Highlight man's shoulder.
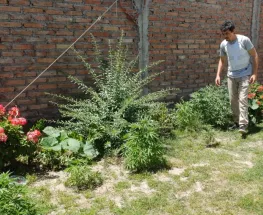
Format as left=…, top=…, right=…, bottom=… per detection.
left=220, top=40, right=227, bottom=47
left=237, top=34, right=250, bottom=42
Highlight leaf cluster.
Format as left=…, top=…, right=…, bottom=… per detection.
left=123, top=118, right=166, bottom=172
left=48, top=32, right=176, bottom=156
left=0, top=172, right=37, bottom=215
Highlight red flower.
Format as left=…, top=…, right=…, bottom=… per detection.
left=26, top=129, right=41, bottom=143
left=10, top=118, right=20, bottom=126
left=0, top=133, right=8, bottom=142
left=8, top=106, right=20, bottom=118
left=0, top=127, right=5, bottom=133
left=17, top=117, right=27, bottom=126
left=0, top=105, right=6, bottom=117
left=257, top=100, right=261, bottom=105
left=248, top=93, right=256, bottom=99
left=257, top=85, right=263, bottom=92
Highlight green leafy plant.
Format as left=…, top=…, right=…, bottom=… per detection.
left=47, top=32, right=176, bottom=155
left=189, top=82, right=232, bottom=128
left=123, top=118, right=166, bottom=172
left=0, top=106, right=41, bottom=171
left=248, top=82, right=263, bottom=124
left=65, top=165, right=103, bottom=190
left=0, top=172, right=37, bottom=215
left=174, top=101, right=203, bottom=132
left=37, top=126, right=97, bottom=170
left=39, top=126, right=98, bottom=158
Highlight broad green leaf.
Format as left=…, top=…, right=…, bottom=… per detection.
left=42, top=126, right=61, bottom=137
left=39, top=137, right=59, bottom=147
left=251, top=100, right=259, bottom=110
left=83, top=141, right=98, bottom=158
left=60, top=130, right=68, bottom=141
left=60, top=138, right=81, bottom=153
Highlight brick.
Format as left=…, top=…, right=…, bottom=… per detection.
left=0, top=22, right=22, bottom=27
left=31, top=0, right=53, bottom=7
left=9, top=0, right=30, bottom=5
left=65, top=11, right=82, bottom=16
left=6, top=79, right=26, bottom=85
left=0, top=58, right=14, bottom=64
left=35, top=44, right=56, bottom=49
left=45, top=9, right=64, bottom=15
left=0, top=14, right=9, bottom=19
left=11, top=30, right=32, bottom=35
left=0, top=87, right=15, bottom=93
left=24, top=23, right=44, bottom=28
left=23, top=8, right=44, bottom=13
left=0, top=6, right=20, bottom=12
left=38, top=84, right=57, bottom=89
left=37, top=58, right=56, bottom=63
left=12, top=44, right=34, bottom=50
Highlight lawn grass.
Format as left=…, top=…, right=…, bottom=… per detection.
left=28, top=123, right=263, bottom=214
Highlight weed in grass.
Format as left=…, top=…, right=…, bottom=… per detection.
left=26, top=173, right=38, bottom=185
left=65, top=165, right=103, bottom=190
left=114, top=181, right=131, bottom=192
left=238, top=193, right=263, bottom=213
left=57, top=191, right=78, bottom=209
left=29, top=186, right=56, bottom=214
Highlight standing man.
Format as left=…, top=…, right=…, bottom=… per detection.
left=215, top=20, right=258, bottom=134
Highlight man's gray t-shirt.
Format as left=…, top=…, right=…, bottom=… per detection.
left=219, top=34, right=254, bottom=78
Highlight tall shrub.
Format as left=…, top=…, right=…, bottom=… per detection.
left=48, top=33, right=176, bottom=155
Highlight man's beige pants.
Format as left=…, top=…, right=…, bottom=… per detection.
left=227, top=76, right=249, bottom=126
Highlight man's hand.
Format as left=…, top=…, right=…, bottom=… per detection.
left=249, top=74, right=257, bottom=84
left=215, top=76, right=221, bottom=86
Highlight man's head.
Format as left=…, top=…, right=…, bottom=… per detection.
left=220, top=20, right=236, bottom=41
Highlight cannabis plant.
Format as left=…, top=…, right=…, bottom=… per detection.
left=123, top=117, right=166, bottom=172
left=0, top=172, right=37, bottom=215
left=189, top=82, right=232, bottom=128
left=48, top=32, right=175, bottom=155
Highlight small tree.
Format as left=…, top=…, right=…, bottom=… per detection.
left=48, top=32, right=176, bottom=156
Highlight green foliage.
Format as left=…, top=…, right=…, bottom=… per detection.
left=123, top=118, right=166, bottom=172
left=65, top=165, right=103, bottom=190
left=174, top=101, right=203, bottom=132
left=39, top=126, right=98, bottom=158
left=0, top=121, right=37, bottom=171
left=0, top=172, right=37, bottom=215
left=187, top=82, right=232, bottom=128
left=248, top=82, right=263, bottom=124
left=37, top=126, right=95, bottom=170
left=48, top=32, right=176, bottom=155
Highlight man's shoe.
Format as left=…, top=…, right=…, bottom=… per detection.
left=228, top=123, right=239, bottom=130
left=239, top=124, right=248, bottom=134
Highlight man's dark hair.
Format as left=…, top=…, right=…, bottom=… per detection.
left=220, top=20, right=235, bottom=32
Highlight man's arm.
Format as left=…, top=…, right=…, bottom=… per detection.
left=248, top=48, right=258, bottom=84
left=215, top=56, right=227, bottom=86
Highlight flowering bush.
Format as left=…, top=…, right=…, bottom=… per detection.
left=0, top=105, right=41, bottom=170
left=248, top=83, right=263, bottom=124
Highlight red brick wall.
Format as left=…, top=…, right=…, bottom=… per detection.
left=148, top=0, right=256, bottom=99
left=0, top=0, right=261, bottom=120
left=0, top=0, right=138, bottom=120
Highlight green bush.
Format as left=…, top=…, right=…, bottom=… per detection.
left=248, top=82, right=263, bottom=124
left=189, top=82, right=232, bottom=128
left=48, top=32, right=176, bottom=155
left=174, top=101, right=203, bottom=132
left=123, top=118, right=166, bottom=172
left=65, top=165, right=103, bottom=190
left=0, top=172, right=37, bottom=215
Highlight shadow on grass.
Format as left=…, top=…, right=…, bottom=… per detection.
left=248, top=124, right=263, bottom=135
